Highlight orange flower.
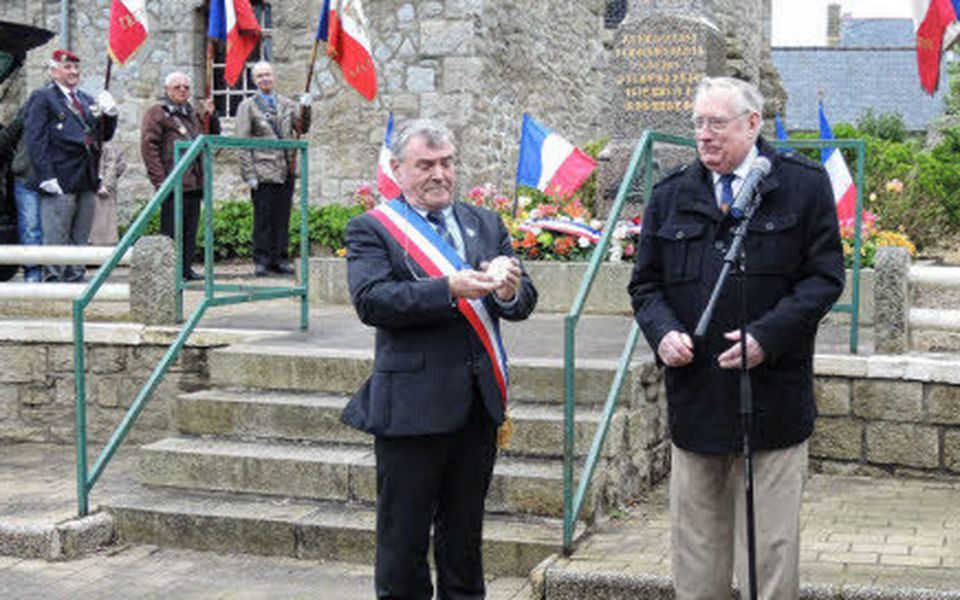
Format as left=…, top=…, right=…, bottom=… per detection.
left=520, top=231, right=538, bottom=249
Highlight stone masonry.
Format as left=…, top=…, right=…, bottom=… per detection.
left=1, top=0, right=780, bottom=227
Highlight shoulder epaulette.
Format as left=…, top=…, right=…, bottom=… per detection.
left=654, top=163, right=687, bottom=186
left=778, top=151, right=822, bottom=172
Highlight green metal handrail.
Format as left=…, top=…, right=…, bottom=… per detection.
left=73, top=135, right=310, bottom=516
left=560, top=132, right=866, bottom=552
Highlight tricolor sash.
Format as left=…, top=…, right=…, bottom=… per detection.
left=369, top=199, right=510, bottom=406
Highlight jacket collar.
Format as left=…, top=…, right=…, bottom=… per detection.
left=677, top=136, right=781, bottom=219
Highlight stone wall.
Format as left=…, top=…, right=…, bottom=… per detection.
left=1, top=0, right=782, bottom=228
left=811, top=354, right=960, bottom=479
left=0, top=323, right=251, bottom=446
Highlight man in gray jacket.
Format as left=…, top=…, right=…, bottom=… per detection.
left=235, top=61, right=311, bottom=277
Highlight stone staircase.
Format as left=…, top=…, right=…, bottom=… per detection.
left=103, top=337, right=666, bottom=577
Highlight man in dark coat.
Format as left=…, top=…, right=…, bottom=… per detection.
left=25, top=49, right=118, bottom=282
left=140, top=71, right=220, bottom=281
left=342, top=118, right=537, bottom=600
left=628, top=77, right=844, bottom=600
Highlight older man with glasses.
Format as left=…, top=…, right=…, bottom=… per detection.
left=140, top=71, right=220, bottom=281
left=629, top=76, right=844, bottom=599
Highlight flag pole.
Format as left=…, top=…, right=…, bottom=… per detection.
left=204, top=38, right=214, bottom=133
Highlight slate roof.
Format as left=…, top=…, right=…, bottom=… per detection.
left=772, top=18, right=949, bottom=131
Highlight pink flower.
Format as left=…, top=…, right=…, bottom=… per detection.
left=623, top=243, right=636, bottom=257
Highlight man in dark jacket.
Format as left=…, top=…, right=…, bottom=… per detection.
left=342, top=118, right=537, bottom=599
left=25, top=49, right=118, bottom=282
left=628, top=77, right=844, bottom=599
left=140, top=71, right=220, bottom=280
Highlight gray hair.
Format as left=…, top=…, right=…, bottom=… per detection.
left=392, top=118, right=455, bottom=162
left=251, top=61, right=273, bottom=77
left=693, top=77, right=764, bottom=116
left=164, top=71, right=191, bottom=88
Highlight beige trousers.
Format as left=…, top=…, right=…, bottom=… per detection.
left=670, top=440, right=808, bottom=600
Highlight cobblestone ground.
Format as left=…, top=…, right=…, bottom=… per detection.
left=0, top=545, right=531, bottom=599
left=557, top=474, right=960, bottom=591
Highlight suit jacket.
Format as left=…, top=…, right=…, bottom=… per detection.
left=234, top=94, right=311, bottom=184
left=342, top=199, right=538, bottom=437
left=25, top=83, right=117, bottom=193
left=628, top=137, right=845, bottom=454
left=140, top=99, right=221, bottom=192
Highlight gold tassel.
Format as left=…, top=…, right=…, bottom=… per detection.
left=497, top=413, right=514, bottom=449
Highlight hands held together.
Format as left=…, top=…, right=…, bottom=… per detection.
left=657, top=329, right=765, bottom=369
left=448, top=256, right=521, bottom=301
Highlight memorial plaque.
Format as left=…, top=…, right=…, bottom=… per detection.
left=596, top=4, right=725, bottom=218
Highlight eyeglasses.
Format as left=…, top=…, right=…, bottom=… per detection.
left=691, top=111, right=750, bottom=133
left=170, top=84, right=190, bottom=90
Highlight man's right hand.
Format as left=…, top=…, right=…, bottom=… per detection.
left=246, top=178, right=259, bottom=191
left=657, top=330, right=694, bottom=367
left=39, top=179, right=63, bottom=196
left=448, top=269, right=497, bottom=300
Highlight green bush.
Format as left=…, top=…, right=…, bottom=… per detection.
left=123, top=199, right=364, bottom=261
left=856, top=110, right=908, bottom=143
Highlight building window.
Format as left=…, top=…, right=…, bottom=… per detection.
left=605, top=0, right=627, bottom=29
left=211, top=1, right=273, bottom=118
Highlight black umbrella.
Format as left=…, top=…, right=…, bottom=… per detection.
left=0, top=20, right=56, bottom=84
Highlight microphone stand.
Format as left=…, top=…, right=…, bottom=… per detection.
left=694, top=191, right=762, bottom=600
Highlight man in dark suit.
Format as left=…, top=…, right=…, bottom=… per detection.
left=629, top=77, right=844, bottom=599
left=25, top=49, right=118, bottom=282
left=342, top=118, right=538, bottom=600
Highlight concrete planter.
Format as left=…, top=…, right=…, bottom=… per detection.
left=308, top=257, right=873, bottom=318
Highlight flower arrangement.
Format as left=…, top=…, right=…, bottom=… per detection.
left=465, top=184, right=641, bottom=262
left=839, top=202, right=917, bottom=268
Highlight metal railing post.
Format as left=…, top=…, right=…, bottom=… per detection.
left=299, top=145, right=310, bottom=331
left=72, top=300, right=89, bottom=516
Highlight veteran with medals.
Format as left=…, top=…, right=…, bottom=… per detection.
left=25, top=49, right=118, bottom=282
left=140, top=71, right=220, bottom=281
left=342, top=118, right=538, bottom=600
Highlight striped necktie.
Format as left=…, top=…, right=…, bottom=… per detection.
left=427, top=211, right=456, bottom=249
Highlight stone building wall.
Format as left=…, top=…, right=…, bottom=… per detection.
left=0, top=329, right=219, bottom=446
left=0, top=0, right=781, bottom=227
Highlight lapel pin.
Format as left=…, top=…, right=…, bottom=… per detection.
left=465, top=227, right=476, bottom=238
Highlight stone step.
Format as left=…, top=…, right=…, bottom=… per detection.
left=176, top=388, right=621, bottom=459
left=207, top=342, right=655, bottom=406
left=105, top=486, right=583, bottom=578
left=138, top=437, right=596, bottom=519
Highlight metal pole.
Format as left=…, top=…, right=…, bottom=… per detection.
left=60, top=0, right=71, bottom=50
left=299, top=145, right=309, bottom=331
left=72, top=300, right=88, bottom=516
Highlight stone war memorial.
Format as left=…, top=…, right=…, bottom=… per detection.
left=2, top=1, right=960, bottom=598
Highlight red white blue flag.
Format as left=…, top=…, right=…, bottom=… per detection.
left=914, top=0, right=960, bottom=94
left=108, top=0, right=148, bottom=65
left=516, top=114, right=596, bottom=198
left=208, top=0, right=262, bottom=86
left=818, top=103, right=858, bottom=224
left=377, top=113, right=402, bottom=201
left=317, top=0, right=378, bottom=101
left=369, top=200, right=510, bottom=406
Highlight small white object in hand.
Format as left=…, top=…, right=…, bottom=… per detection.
left=486, top=256, right=512, bottom=286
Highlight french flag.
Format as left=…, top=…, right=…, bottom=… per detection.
left=318, top=0, right=378, bottom=101
left=516, top=114, right=596, bottom=197
left=108, top=0, right=149, bottom=65
left=377, top=113, right=402, bottom=201
left=208, top=0, right=262, bottom=87
left=819, top=103, right=858, bottom=223
left=914, top=0, right=960, bottom=94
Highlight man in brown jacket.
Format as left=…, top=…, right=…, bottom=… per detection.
left=140, top=71, right=220, bottom=280
left=235, top=61, right=312, bottom=277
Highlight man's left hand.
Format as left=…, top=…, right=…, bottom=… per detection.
left=717, top=330, right=765, bottom=369
left=482, top=256, right=522, bottom=302
left=96, top=91, right=118, bottom=116
left=202, top=97, right=215, bottom=115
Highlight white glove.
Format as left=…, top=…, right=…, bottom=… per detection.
left=299, top=93, right=312, bottom=107
left=246, top=178, right=259, bottom=191
left=96, top=90, right=118, bottom=116
left=39, top=179, right=64, bottom=196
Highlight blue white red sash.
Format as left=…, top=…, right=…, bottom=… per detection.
left=369, top=199, right=510, bottom=406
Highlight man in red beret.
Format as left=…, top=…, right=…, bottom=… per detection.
left=24, top=49, right=118, bottom=281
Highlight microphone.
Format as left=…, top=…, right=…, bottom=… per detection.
left=729, top=156, right=772, bottom=219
